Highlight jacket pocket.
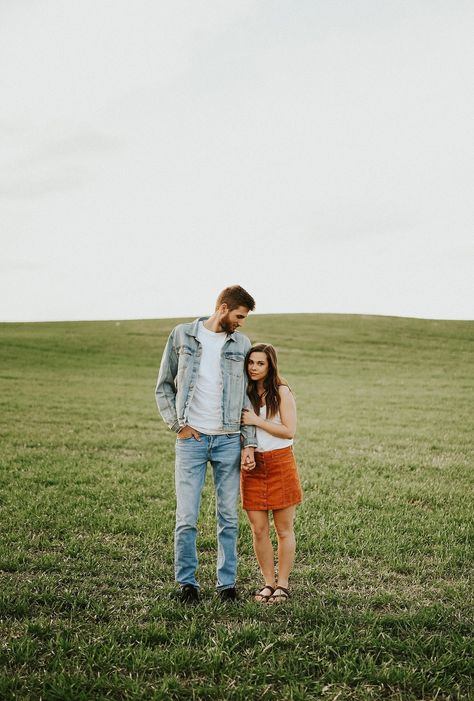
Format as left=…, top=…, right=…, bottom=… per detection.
left=224, top=352, right=244, bottom=377
left=177, top=345, right=193, bottom=380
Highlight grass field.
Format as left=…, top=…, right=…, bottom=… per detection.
left=0, top=313, right=473, bottom=700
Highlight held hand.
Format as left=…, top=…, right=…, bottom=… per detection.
left=240, top=447, right=256, bottom=471
left=241, top=408, right=259, bottom=426
left=177, top=425, right=201, bottom=441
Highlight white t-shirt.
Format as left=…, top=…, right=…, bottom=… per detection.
left=255, top=405, right=293, bottom=452
left=186, top=322, right=229, bottom=434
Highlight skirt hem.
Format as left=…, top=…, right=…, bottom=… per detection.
left=242, top=499, right=302, bottom=512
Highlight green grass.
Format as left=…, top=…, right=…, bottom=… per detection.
left=0, top=313, right=473, bottom=700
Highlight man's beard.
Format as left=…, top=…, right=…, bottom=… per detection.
left=219, top=313, right=236, bottom=334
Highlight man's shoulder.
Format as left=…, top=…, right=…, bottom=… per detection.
left=170, top=318, right=199, bottom=338
left=172, top=321, right=191, bottom=333
left=234, top=332, right=251, bottom=351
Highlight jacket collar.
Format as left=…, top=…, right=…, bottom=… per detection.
left=186, top=316, right=237, bottom=342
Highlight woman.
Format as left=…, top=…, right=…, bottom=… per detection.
left=241, top=344, right=302, bottom=603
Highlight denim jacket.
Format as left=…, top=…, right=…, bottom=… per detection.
left=155, top=317, right=257, bottom=448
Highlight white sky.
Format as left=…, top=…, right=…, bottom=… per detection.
left=1, top=0, right=473, bottom=321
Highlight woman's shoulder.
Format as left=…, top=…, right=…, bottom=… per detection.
left=278, top=384, right=292, bottom=397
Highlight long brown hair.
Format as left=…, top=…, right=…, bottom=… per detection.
left=245, top=344, right=289, bottom=419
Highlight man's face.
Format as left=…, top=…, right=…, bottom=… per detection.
left=219, top=305, right=249, bottom=334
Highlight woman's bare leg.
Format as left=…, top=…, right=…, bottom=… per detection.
left=272, top=505, right=297, bottom=589
left=245, top=510, right=275, bottom=593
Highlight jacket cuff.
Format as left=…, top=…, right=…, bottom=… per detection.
left=170, top=419, right=181, bottom=433
left=242, top=441, right=258, bottom=449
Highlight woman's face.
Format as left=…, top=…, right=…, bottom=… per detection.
left=247, top=351, right=269, bottom=382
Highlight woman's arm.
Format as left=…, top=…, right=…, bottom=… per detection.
left=241, top=386, right=296, bottom=439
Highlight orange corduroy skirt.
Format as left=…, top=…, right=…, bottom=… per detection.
left=241, top=446, right=303, bottom=511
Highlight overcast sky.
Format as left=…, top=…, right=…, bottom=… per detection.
left=1, top=1, right=473, bottom=322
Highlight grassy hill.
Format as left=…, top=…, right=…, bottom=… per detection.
left=0, top=314, right=473, bottom=700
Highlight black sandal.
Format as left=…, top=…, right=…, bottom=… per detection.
left=268, top=586, right=290, bottom=603
left=254, top=585, right=275, bottom=602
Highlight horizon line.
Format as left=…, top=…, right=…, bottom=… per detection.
left=1, top=311, right=473, bottom=325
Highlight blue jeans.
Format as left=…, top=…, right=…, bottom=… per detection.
left=174, top=432, right=241, bottom=590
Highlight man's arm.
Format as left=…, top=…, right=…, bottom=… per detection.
left=155, top=330, right=181, bottom=433
left=240, top=391, right=257, bottom=448
left=240, top=336, right=257, bottom=449
left=241, top=393, right=256, bottom=468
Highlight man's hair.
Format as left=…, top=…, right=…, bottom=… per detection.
left=216, top=285, right=255, bottom=312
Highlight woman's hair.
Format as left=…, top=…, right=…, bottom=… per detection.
left=245, top=343, right=289, bottom=419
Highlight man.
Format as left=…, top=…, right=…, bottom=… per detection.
left=155, top=285, right=256, bottom=603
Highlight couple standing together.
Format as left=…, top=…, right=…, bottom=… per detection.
left=155, top=285, right=302, bottom=604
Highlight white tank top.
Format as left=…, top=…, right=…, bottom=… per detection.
left=255, top=405, right=293, bottom=452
